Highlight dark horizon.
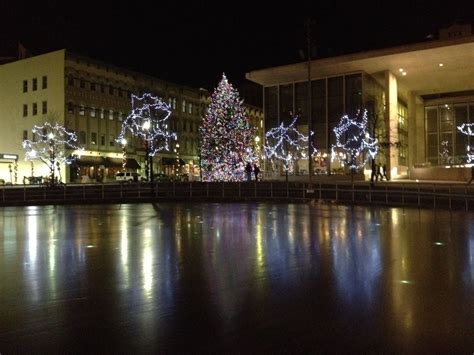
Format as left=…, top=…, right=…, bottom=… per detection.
left=2, top=1, right=474, bottom=94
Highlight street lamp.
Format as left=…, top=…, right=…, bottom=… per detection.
left=48, top=132, right=55, bottom=184
left=142, top=120, right=152, bottom=182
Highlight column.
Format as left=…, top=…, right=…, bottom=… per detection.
left=384, top=71, right=398, bottom=179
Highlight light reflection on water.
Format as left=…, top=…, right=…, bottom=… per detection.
left=0, top=203, right=472, bottom=353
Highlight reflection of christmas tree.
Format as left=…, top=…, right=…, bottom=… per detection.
left=332, top=110, right=378, bottom=174
left=22, top=122, right=83, bottom=184
left=200, top=74, right=256, bottom=181
left=264, top=116, right=314, bottom=180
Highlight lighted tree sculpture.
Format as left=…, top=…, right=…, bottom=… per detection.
left=200, top=74, right=256, bottom=181
left=22, top=122, right=84, bottom=185
left=117, top=93, right=176, bottom=182
left=331, top=110, right=378, bottom=180
left=457, top=123, right=474, bottom=162
left=264, top=116, right=315, bottom=182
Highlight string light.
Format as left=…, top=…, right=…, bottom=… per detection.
left=117, top=93, right=176, bottom=156
left=457, top=123, right=474, bottom=162
left=22, top=122, right=84, bottom=184
left=264, top=116, right=316, bottom=174
left=199, top=73, right=256, bottom=181
left=331, top=109, right=378, bottom=171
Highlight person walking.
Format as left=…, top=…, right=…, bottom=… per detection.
left=382, top=164, right=389, bottom=181
left=253, top=164, right=261, bottom=182
left=376, top=164, right=383, bottom=181
left=370, top=159, right=377, bottom=183
left=245, top=162, right=252, bottom=182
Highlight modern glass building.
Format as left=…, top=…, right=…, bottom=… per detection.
left=247, top=24, right=474, bottom=180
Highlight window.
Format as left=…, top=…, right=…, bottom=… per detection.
left=90, top=107, right=96, bottom=117
left=109, top=110, right=113, bottom=120
left=80, top=80, right=85, bottom=89
left=188, top=102, right=193, bottom=114
left=172, top=98, right=177, bottom=110
left=109, top=135, right=115, bottom=146
left=42, top=101, right=47, bottom=114
left=100, top=109, right=104, bottom=119
left=23, top=104, right=28, bottom=117
left=79, top=131, right=86, bottom=144
left=68, top=75, right=74, bottom=86
left=100, top=134, right=105, bottom=146
left=32, top=132, right=37, bottom=142
left=32, top=78, right=37, bottom=91
left=118, top=88, right=123, bottom=97
left=32, top=103, right=37, bottom=116
left=109, top=86, right=114, bottom=95
left=182, top=99, right=187, bottom=113
left=42, top=76, right=47, bottom=89
left=100, top=84, right=105, bottom=93
left=68, top=102, right=74, bottom=114
left=91, top=82, right=96, bottom=91
left=79, top=105, right=85, bottom=116
left=91, top=132, right=97, bottom=145
left=23, top=130, right=28, bottom=141
left=118, top=112, right=123, bottom=121
left=23, top=80, right=28, bottom=93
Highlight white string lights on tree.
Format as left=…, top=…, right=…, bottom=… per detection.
left=264, top=116, right=316, bottom=175
left=117, top=93, right=176, bottom=156
left=457, top=123, right=474, bottom=162
left=22, top=122, right=84, bottom=184
left=331, top=109, right=378, bottom=171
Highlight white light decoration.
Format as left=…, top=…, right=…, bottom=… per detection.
left=22, top=122, right=84, bottom=184
left=331, top=110, right=378, bottom=172
left=264, top=116, right=316, bottom=175
left=457, top=123, right=474, bottom=162
left=117, top=93, right=176, bottom=156
left=117, top=93, right=176, bottom=181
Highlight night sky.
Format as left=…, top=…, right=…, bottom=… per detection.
left=1, top=0, right=474, bottom=95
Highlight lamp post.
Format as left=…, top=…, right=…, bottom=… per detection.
left=120, top=138, right=127, bottom=172
left=142, top=120, right=151, bottom=182
left=174, top=140, right=180, bottom=179
left=48, top=132, right=55, bottom=185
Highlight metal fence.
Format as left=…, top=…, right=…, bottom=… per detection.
left=1, top=181, right=474, bottom=210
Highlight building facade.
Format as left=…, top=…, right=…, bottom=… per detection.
left=0, top=49, right=203, bottom=183
left=246, top=29, right=474, bottom=179
left=0, top=49, right=263, bottom=183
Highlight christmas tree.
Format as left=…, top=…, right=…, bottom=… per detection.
left=200, top=74, right=256, bottom=181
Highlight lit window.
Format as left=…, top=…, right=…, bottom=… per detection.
left=100, top=109, right=104, bottom=119
left=109, top=110, right=113, bottom=120
left=90, top=107, right=96, bottom=117
left=188, top=102, right=192, bottom=114
left=79, top=105, right=85, bottom=116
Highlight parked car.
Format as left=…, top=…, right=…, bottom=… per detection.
left=116, top=172, right=140, bottom=182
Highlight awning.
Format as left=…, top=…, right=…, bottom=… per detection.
left=105, top=157, right=141, bottom=169
left=162, top=157, right=185, bottom=166
left=74, top=155, right=105, bottom=167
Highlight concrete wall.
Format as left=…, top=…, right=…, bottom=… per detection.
left=0, top=50, right=65, bottom=182
left=409, top=167, right=471, bottom=182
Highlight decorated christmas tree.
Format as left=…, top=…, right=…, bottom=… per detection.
left=200, top=74, right=256, bottom=181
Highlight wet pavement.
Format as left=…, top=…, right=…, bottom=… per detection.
left=0, top=202, right=473, bottom=353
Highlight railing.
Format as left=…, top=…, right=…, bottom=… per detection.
left=0, top=181, right=473, bottom=211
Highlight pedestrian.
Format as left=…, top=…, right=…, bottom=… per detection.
left=382, top=164, right=389, bottom=181
left=245, top=162, right=252, bottom=182
left=469, top=165, right=474, bottom=184
left=376, top=164, right=383, bottom=181
left=370, top=159, right=377, bottom=183
left=253, top=164, right=260, bottom=181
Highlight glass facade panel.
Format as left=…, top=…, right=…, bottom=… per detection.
left=328, top=77, right=343, bottom=146
left=295, top=82, right=308, bottom=126
left=398, top=101, right=408, bottom=166
left=454, top=105, right=468, bottom=160
left=345, top=74, right=362, bottom=117
left=279, top=84, right=293, bottom=125
left=312, top=79, right=326, bottom=150
left=264, top=86, right=278, bottom=129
